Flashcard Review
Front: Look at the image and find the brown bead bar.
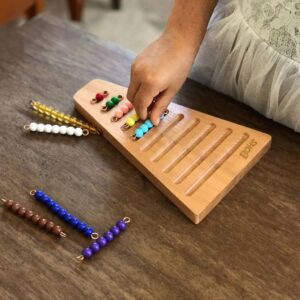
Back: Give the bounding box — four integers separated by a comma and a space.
1, 198, 67, 237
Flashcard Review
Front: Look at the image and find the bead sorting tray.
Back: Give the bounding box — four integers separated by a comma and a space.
74, 79, 272, 224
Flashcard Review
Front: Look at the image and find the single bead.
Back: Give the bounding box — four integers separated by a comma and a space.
96, 236, 107, 248
18, 207, 27, 217
95, 93, 104, 101
106, 100, 114, 109
132, 113, 139, 121
90, 242, 100, 254
46, 221, 55, 231
126, 118, 135, 127
121, 105, 129, 114
83, 227, 93, 238
70, 217, 79, 228
46, 199, 55, 208
52, 225, 62, 236
44, 124, 52, 133
25, 210, 34, 219
77, 222, 87, 232
115, 109, 123, 119
57, 208, 67, 218
4, 199, 14, 208
29, 122, 38, 131
111, 96, 120, 105
31, 214, 41, 224
145, 119, 153, 129
140, 124, 149, 134
52, 125, 60, 134
74, 128, 83, 137
40, 194, 50, 204
51, 204, 60, 213
11, 203, 21, 213
116, 220, 126, 231
38, 218, 48, 228
82, 247, 93, 259
110, 225, 120, 236
134, 128, 144, 139
37, 123, 45, 132
103, 231, 114, 242
34, 190, 44, 201
124, 100, 133, 110
67, 127, 75, 135
59, 126, 67, 134
63, 213, 73, 223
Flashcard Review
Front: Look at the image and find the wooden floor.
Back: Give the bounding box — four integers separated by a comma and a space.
0, 15, 299, 300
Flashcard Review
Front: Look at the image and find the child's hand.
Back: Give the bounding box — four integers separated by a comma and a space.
127, 32, 195, 125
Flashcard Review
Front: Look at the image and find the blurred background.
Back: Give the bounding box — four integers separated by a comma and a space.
0, 0, 173, 52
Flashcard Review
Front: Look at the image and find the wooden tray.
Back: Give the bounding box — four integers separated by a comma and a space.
74, 79, 271, 224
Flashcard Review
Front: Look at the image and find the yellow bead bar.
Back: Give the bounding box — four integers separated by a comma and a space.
30, 100, 100, 135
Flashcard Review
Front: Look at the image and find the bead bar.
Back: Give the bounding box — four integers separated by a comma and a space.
101, 95, 123, 111
1, 198, 67, 237
132, 110, 169, 140
120, 112, 140, 130
111, 100, 133, 122
76, 217, 131, 261
24, 123, 89, 136
30, 190, 99, 239
91, 91, 109, 104
30, 100, 99, 135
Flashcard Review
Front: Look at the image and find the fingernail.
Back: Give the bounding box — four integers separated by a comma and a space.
153, 118, 160, 126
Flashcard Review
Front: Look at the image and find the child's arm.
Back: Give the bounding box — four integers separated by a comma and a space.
127, 0, 217, 125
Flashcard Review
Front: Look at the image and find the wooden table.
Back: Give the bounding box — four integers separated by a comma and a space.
0, 15, 299, 300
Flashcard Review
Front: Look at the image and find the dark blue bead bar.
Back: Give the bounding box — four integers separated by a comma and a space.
30, 189, 99, 239
77, 217, 131, 261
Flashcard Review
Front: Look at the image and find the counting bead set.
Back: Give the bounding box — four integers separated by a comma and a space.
1, 198, 67, 237
74, 79, 272, 224
30, 100, 99, 134
77, 217, 130, 261
101, 95, 123, 111
31, 190, 99, 239
24, 123, 89, 137
111, 100, 133, 122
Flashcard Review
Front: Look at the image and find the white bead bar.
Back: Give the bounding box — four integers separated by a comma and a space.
24, 123, 89, 136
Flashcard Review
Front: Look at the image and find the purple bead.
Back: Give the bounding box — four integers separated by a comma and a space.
77, 222, 87, 232
110, 225, 120, 236
96, 236, 107, 248
104, 231, 114, 242
63, 213, 73, 223
82, 247, 93, 259
40, 195, 50, 204
46, 199, 55, 208
34, 190, 44, 201
116, 220, 126, 231
83, 227, 93, 238
70, 217, 79, 228
57, 208, 66, 218
90, 242, 100, 253
51, 204, 60, 213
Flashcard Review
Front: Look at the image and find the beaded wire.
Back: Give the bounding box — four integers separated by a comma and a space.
120, 112, 140, 130
111, 100, 133, 122
91, 91, 109, 104
24, 123, 89, 136
1, 198, 67, 237
76, 217, 131, 261
132, 110, 169, 140
30, 100, 100, 135
30, 190, 99, 240
101, 95, 123, 112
